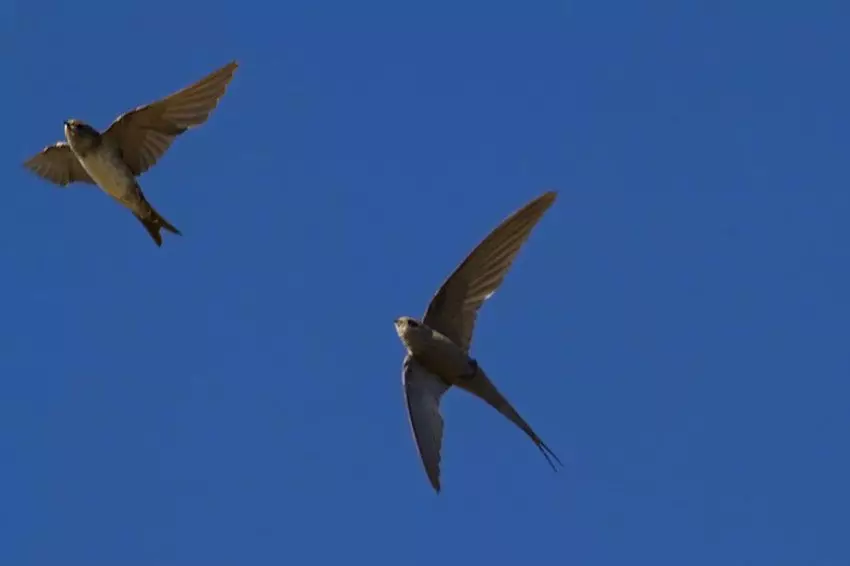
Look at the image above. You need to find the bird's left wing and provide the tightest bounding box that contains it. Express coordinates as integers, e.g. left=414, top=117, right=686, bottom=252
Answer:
left=103, top=60, right=238, bottom=176
left=403, top=355, right=451, bottom=493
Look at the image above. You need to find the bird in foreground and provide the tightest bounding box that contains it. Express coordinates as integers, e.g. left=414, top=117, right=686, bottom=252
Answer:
left=395, top=190, right=561, bottom=493
left=23, top=61, right=239, bottom=246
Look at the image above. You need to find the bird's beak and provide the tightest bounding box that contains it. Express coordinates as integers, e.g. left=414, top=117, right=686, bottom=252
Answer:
left=63, top=120, right=70, bottom=127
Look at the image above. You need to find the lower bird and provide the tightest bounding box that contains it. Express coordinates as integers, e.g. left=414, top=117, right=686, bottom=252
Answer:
left=24, top=61, right=238, bottom=246
left=395, top=190, right=561, bottom=493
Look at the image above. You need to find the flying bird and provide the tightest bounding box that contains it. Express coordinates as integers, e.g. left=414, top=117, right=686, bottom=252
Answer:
left=23, top=61, right=239, bottom=246
left=394, top=190, right=561, bottom=493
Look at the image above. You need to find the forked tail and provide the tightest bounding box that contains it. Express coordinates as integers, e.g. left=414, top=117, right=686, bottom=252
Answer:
left=134, top=204, right=181, bottom=247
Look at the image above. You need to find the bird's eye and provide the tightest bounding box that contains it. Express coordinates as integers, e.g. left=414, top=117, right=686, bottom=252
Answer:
left=408, top=320, right=418, bottom=328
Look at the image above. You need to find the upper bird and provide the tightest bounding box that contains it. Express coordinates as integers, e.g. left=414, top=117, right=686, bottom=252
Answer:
left=23, top=61, right=239, bottom=246
left=395, top=190, right=561, bottom=493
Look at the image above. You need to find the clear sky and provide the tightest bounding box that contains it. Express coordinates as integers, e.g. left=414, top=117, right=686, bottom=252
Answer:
left=2, top=2, right=849, bottom=565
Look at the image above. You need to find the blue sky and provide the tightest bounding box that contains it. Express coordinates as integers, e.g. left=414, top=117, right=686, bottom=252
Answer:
left=2, top=1, right=849, bottom=564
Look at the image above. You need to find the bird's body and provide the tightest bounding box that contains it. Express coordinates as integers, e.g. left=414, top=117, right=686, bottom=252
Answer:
left=65, top=125, right=140, bottom=205
left=24, top=61, right=238, bottom=246
left=397, top=318, right=541, bottom=455
left=60, top=119, right=181, bottom=245
left=396, top=317, right=475, bottom=381
left=394, top=191, right=561, bottom=493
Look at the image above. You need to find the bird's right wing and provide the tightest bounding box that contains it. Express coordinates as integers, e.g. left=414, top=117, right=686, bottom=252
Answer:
left=403, top=355, right=451, bottom=493
left=423, top=191, right=557, bottom=352
left=23, top=142, right=95, bottom=187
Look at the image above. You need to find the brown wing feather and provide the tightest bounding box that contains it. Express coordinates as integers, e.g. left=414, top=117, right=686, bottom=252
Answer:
left=423, top=191, right=557, bottom=351
left=103, top=60, right=239, bottom=176
left=23, top=142, right=95, bottom=187
left=403, top=356, right=451, bottom=493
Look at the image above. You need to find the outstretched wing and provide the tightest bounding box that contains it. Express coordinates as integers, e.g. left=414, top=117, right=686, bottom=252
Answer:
left=23, top=142, right=95, bottom=186
left=423, top=191, right=557, bottom=352
left=402, top=355, right=451, bottom=493
left=103, top=60, right=238, bottom=176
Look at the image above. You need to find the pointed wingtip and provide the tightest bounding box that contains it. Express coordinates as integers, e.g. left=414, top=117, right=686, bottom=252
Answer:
left=218, top=60, right=239, bottom=76
left=204, top=60, right=239, bottom=82
left=514, top=190, right=557, bottom=220
left=537, top=190, right=558, bottom=207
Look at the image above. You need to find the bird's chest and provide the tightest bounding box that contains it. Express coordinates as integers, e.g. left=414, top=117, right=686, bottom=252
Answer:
left=410, top=329, right=474, bottom=381
left=77, top=149, right=136, bottom=198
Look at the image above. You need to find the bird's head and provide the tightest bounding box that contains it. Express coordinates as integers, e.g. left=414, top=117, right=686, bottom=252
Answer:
left=394, top=316, right=424, bottom=342
left=63, top=119, right=100, bottom=151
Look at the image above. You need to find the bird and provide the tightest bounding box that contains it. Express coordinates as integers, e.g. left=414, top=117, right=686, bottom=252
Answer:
left=23, top=60, right=239, bottom=246
left=394, top=190, right=561, bottom=493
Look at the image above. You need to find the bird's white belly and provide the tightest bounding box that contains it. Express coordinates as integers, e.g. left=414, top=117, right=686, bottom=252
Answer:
left=79, top=152, right=137, bottom=201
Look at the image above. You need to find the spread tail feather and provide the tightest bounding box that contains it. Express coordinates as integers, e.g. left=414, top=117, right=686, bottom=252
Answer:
left=134, top=206, right=181, bottom=247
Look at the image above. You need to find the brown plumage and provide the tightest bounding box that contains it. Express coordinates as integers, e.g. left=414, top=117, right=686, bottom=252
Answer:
left=395, top=191, right=560, bottom=492
left=23, top=61, right=238, bottom=245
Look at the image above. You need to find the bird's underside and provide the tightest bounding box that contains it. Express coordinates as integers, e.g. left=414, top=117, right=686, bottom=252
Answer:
left=398, top=191, right=560, bottom=492
left=22, top=61, right=238, bottom=246
left=403, top=353, right=561, bottom=493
